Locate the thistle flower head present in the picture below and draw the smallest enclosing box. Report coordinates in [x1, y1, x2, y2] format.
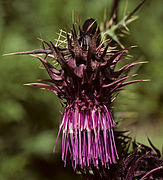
[8, 18, 144, 170]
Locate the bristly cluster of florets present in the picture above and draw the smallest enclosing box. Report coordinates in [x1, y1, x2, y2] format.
[8, 19, 145, 170]
[80, 132, 163, 179]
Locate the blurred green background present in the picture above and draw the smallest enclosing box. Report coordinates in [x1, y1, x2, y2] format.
[0, 0, 163, 179]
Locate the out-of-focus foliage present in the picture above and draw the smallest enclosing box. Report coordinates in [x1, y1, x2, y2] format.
[0, 0, 162, 179]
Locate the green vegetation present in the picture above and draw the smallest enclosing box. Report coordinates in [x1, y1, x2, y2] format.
[0, 0, 163, 179]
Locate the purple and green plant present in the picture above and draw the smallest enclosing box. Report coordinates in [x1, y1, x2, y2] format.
[5, 0, 163, 179]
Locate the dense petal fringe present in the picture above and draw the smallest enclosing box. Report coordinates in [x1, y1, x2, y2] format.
[55, 104, 118, 170]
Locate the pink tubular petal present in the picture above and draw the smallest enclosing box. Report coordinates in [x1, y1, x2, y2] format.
[64, 137, 69, 167]
[79, 129, 82, 165]
[54, 104, 118, 170]
[109, 129, 117, 164]
[62, 132, 66, 160]
[87, 131, 91, 166]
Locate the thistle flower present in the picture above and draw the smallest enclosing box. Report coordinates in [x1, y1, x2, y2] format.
[80, 132, 163, 179]
[6, 19, 145, 170]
